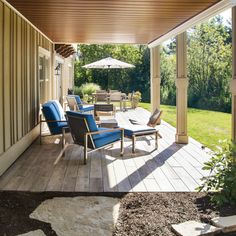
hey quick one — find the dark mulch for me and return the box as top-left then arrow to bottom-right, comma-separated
114,192 -> 236,236
0,191 -> 124,236
0,191 -> 236,236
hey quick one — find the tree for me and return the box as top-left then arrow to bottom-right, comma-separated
74,44 -> 151,102
160,45 -> 176,105
187,16 -> 232,112
74,16 -> 232,112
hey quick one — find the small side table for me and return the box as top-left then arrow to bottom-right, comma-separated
97,118 -> 118,128
94,104 -> 115,118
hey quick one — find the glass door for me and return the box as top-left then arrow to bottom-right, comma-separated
39,51 -> 50,105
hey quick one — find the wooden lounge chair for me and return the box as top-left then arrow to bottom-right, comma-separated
124,108 -> 163,153
129,108 -> 163,127
66,111 -> 124,164
108,92 -> 123,110
66,95 -> 94,113
93,90 -> 108,103
123,125 -> 159,153
40,100 -> 69,147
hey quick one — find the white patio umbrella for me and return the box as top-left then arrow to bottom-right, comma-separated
82,57 -> 135,89
82,56 -> 135,69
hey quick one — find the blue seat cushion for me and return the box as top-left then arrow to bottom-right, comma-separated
66,111 -> 121,148
42,101 -> 67,135
93,127 -> 121,148
51,121 -> 68,134
80,105 -> 94,112
123,125 -> 156,137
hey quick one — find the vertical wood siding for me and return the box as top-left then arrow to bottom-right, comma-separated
0,2 -> 4,154
0,2 -> 53,155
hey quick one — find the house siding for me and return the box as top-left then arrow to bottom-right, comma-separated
0,1 -> 54,175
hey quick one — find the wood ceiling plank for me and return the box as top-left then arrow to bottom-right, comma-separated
7,0 -> 220,44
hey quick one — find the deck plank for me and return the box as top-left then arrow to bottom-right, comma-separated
0,107 -> 212,192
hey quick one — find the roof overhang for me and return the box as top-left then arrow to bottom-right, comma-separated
3,0 -> 226,45
148,0 -> 236,48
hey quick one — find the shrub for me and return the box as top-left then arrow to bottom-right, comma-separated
73,86 -> 83,96
198,140 -> 236,206
79,83 -> 101,96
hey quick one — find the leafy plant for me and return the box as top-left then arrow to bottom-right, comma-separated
198,140 -> 236,206
73,86 -> 83,96
80,83 -> 100,96
133,91 -> 142,100
132,91 -> 142,108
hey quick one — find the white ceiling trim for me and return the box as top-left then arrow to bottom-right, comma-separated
148,0 -> 236,48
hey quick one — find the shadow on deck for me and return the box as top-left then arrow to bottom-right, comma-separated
0,108 -> 211,192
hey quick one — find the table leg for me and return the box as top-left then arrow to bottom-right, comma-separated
132,135 -> 136,153
155,131 -> 158,149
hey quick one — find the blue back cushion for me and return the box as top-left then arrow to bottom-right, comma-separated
66,111 -> 98,133
42,101 -> 67,134
74,95 -> 82,105
67,95 -> 83,109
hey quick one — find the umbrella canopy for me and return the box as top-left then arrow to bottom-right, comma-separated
82,57 -> 135,69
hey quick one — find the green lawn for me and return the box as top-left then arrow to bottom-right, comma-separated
139,102 -> 231,150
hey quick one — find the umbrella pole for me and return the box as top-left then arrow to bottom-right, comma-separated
107,69 -> 109,91
107,67 -> 110,92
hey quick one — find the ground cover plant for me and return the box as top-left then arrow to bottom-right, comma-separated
198,140 -> 236,206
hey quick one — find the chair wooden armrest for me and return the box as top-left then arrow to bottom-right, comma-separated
40,120 -> 67,123
86,127 -> 124,136
39,114 -> 69,145
83,127 -> 124,164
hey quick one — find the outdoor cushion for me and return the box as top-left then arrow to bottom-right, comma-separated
42,101 -> 67,135
80,104 -> 95,112
66,111 -> 98,131
51,121 -> 68,134
73,95 -> 83,106
147,108 -> 162,127
52,100 -> 66,120
67,95 -> 94,111
66,111 -> 121,148
123,125 -> 156,137
93,127 -> 121,148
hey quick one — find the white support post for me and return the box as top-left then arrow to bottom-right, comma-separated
150,46 -> 161,113
231,6 -> 236,142
175,32 -> 189,144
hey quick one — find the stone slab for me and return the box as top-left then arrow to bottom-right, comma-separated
30,196 -> 120,236
17,230 -> 46,236
171,220 -> 221,236
211,215 -> 236,233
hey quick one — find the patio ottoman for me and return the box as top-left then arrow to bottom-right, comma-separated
123,125 -> 159,153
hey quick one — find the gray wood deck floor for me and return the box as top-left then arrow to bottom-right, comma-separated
0,108 -> 211,192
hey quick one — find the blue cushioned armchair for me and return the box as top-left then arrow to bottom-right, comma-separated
40,100 -> 69,146
66,95 -> 94,113
66,111 -> 124,164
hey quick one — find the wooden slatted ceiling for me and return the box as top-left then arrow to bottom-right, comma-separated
7,0 -> 220,44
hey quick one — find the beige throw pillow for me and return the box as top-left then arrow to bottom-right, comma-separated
147,109 -> 163,127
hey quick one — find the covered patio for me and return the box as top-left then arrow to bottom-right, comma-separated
0,108 -> 210,192
0,0 -> 236,189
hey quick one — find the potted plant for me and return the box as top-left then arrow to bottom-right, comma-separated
131,91 -> 142,109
